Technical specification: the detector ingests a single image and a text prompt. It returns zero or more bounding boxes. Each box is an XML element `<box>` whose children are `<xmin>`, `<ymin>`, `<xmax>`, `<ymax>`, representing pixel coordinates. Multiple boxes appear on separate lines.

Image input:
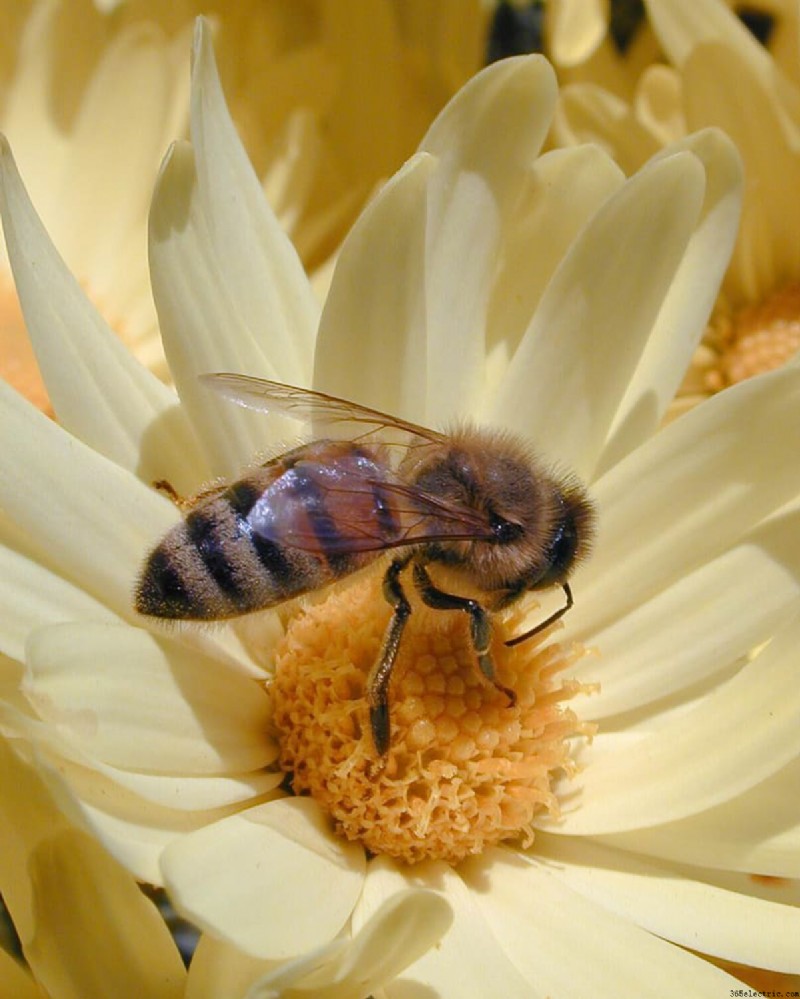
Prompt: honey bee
<box><xmin>136</xmin><ymin>374</ymin><xmax>595</xmax><ymax>754</ymax></box>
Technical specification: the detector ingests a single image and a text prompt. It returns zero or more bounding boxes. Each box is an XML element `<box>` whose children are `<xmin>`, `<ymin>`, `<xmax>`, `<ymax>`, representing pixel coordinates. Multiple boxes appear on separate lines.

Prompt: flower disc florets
<box><xmin>271</xmin><ymin>573</ymin><xmax>591</xmax><ymax>865</ymax></box>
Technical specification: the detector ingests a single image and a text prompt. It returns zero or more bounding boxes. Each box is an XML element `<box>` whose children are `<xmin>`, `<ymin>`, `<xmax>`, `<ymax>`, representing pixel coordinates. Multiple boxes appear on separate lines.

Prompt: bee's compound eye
<box><xmin>530</xmin><ymin>511</ymin><xmax>579</xmax><ymax>590</ymax></box>
<box><xmin>491</xmin><ymin>516</ymin><xmax>524</xmax><ymax>544</ymax></box>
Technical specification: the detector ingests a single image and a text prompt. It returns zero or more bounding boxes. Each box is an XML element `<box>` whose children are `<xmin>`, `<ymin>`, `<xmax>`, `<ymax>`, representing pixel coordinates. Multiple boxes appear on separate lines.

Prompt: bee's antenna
<box><xmin>505</xmin><ymin>583</ymin><xmax>573</xmax><ymax>647</ymax></box>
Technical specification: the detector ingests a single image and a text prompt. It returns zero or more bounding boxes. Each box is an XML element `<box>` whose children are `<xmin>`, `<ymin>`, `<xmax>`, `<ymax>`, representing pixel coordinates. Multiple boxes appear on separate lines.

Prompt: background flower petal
<box><xmin>161</xmin><ymin>797</ymin><xmax>366</xmax><ymax>959</ymax></box>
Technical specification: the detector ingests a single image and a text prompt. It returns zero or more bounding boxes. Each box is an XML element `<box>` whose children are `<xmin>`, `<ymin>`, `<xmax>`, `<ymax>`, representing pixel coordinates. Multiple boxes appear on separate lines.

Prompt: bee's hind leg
<box><xmin>412</xmin><ymin>563</ymin><xmax>516</xmax><ymax>707</ymax></box>
<box><xmin>367</xmin><ymin>555</ymin><xmax>413</xmax><ymax>755</ymax></box>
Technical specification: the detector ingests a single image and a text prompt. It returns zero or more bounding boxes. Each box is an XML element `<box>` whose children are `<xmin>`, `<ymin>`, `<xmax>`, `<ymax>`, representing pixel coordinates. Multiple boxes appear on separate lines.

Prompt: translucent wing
<box><xmin>246</xmin><ymin>445</ymin><xmax>496</xmax><ymax>556</ymax></box>
<box><xmin>200</xmin><ymin>372</ymin><xmax>445</xmax><ymax>448</ymax></box>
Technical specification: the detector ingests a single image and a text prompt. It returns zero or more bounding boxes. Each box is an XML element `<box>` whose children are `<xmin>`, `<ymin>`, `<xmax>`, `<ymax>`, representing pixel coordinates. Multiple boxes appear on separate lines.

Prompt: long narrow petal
<box><xmin>491</xmin><ymin>149</ymin><xmax>705</xmax><ymax>479</ymax></box>
<box><xmin>0</xmin><ymin>737</ymin><xmax>71</xmax><ymax>942</ymax></box>
<box><xmin>419</xmin><ymin>55</ymin><xmax>558</xmax><ymax>424</ymax></box>
<box><xmin>25</xmin><ymin>829</ymin><xmax>186</xmax><ymax>999</ymax></box>
<box><xmin>250</xmin><ymin>889</ymin><xmax>452</xmax><ymax>999</ymax></box>
<box><xmin>0</xmin><ymin>135</ymin><xmax>208</xmax><ymax>492</ymax></box>
<box><xmin>545</xmin><ymin>606</ymin><xmax>800</xmax><ymax>833</ymax></box>
<box><xmin>190</xmin><ymin>18</ymin><xmax>319</xmax><ymax>386</ymax></box>
<box><xmin>0</xmin><ymin>380</ymin><xmax>178</xmax><ymax>619</ymax></box>
<box><xmin>682</xmin><ymin>42</ymin><xmax>800</xmax><ymax>303</ymax></box>
<box><xmin>485</xmin><ymin>144</ymin><xmax>625</xmax><ymax>395</ymax></box>
<box><xmin>0</xmin><ymin>947</ymin><xmax>38</xmax><ymax>999</ymax></box>
<box><xmin>597</xmin><ymin>128</ymin><xmax>743</xmax><ymax>472</ymax></box>
<box><xmin>313</xmin><ymin>153</ymin><xmax>434</xmax><ymax>422</ymax></box>
<box><xmin>533</xmin><ymin>836</ymin><xmax>800</xmax><ymax>972</ymax></box>
<box><xmin>461</xmin><ymin>848</ymin><xmax>746</xmax><ymax>997</ymax></box>
<box><xmin>573</xmin><ymin>364</ymin><xmax>800</xmax><ymax>638</ymax></box>
<box><xmin>352</xmin><ymin>857</ymin><xmax>535</xmax><ymax>997</ymax></box>
<box><xmin>0</xmin><ymin>519</ymin><xmax>121</xmax><ymax>663</ymax></box>
<box><xmin>571</xmin><ymin>503</ymin><xmax>800</xmax><ymax>719</ymax></box>
<box><xmin>24</xmin><ymin>622</ymin><xmax>275</xmax><ymax>775</ymax></box>
<box><xmin>597</xmin><ymin>755</ymin><xmax>800</xmax><ymax>877</ymax></box>
<box><xmin>149</xmin><ymin>140</ymin><xmax>290</xmax><ymax>479</ymax></box>
<box><xmin>161</xmin><ymin>798</ymin><xmax>366</xmax><ymax>959</ymax></box>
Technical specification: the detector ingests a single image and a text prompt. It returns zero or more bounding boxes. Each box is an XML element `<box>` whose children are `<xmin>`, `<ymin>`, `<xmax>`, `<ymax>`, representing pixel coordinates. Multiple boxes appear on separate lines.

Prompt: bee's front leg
<box><xmin>412</xmin><ymin>563</ymin><xmax>516</xmax><ymax>707</ymax></box>
<box><xmin>368</xmin><ymin>555</ymin><xmax>414</xmax><ymax>755</ymax></box>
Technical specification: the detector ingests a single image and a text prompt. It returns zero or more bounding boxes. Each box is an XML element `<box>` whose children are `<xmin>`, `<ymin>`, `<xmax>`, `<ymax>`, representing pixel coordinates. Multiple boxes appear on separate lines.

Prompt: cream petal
<box><xmin>0</xmin><ymin>135</ymin><xmax>208</xmax><ymax>491</ymax></box>
<box><xmin>32</xmin><ymin>749</ymin><xmax>242</xmax><ymax>885</ymax></box>
<box><xmin>572</xmin><ymin>365</ymin><xmax>800</xmax><ymax>639</ymax></box>
<box><xmin>148</xmin><ymin>140</ymin><xmax>291</xmax><ymax>480</ymax></box>
<box><xmin>3</xmin><ymin>701</ymin><xmax>279</xmax><ymax>812</ymax></box>
<box><xmin>189</xmin><ymin>19</ymin><xmax>319</xmax><ymax>387</ymax></box>
<box><xmin>486</xmin><ymin>144</ymin><xmax>625</xmax><ymax>395</ymax></box>
<box><xmin>0</xmin><ymin>737</ymin><xmax>72</xmax><ymax>943</ymax></box>
<box><xmin>161</xmin><ymin>797</ymin><xmax>366</xmax><ymax>959</ymax></box>
<box><xmin>597</xmin><ymin>128</ymin><xmax>743</xmax><ymax>473</ymax></box>
<box><xmin>419</xmin><ymin>55</ymin><xmax>558</xmax><ymax>425</ymax></box>
<box><xmin>0</xmin><ymin>947</ymin><xmax>38</xmax><ymax>999</ymax></box>
<box><xmin>353</xmin><ymin>857</ymin><xmax>534</xmax><ymax>997</ymax></box>
<box><xmin>682</xmin><ymin>42</ymin><xmax>800</xmax><ymax>303</ymax></box>
<box><xmin>55</xmin><ymin>26</ymin><xmax>187</xmax><ymax>282</ymax></box>
<box><xmin>24</xmin><ymin>621</ymin><xmax>275</xmax><ymax>775</ymax></box>
<box><xmin>250</xmin><ymin>889</ymin><xmax>452</xmax><ymax>999</ymax></box>
<box><xmin>461</xmin><ymin>848</ymin><xmax>746</xmax><ymax>996</ymax></box>
<box><xmin>532</xmin><ymin>835</ymin><xmax>800</xmax><ymax>972</ymax></box>
<box><xmin>492</xmin><ymin>150</ymin><xmax>706</xmax><ymax>479</ymax></box>
<box><xmin>186</xmin><ymin>935</ymin><xmax>277</xmax><ymax>999</ymax></box>
<box><xmin>597</xmin><ymin>755</ymin><xmax>800</xmax><ymax>877</ymax></box>
<box><xmin>313</xmin><ymin>153</ymin><xmax>434</xmax><ymax>423</ymax></box>
<box><xmin>552</xmin><ymin>83</ymin><xmax>660</xmax><ymax>175</ymax></box>
<box><xmin>24</xmin><ymin>829</ymin><xmax>186</xmax><ymax>998</ymax></box>
<box><xmin>0</xmin><ymin>522</ymin><xmax>121</xmax><ymax>662</ymax></box>
<box><xmin>549</xmin><ymin>0</ymin><xmax>606</xmax><ymax>67</ymax></box>
<box><xmin>643</xmin><ymin>0</ymin><xmax>774</xmax><ymax>78</ymax></box>
<box><xmin>545</xmin><ymin>606</ymin><xmax>800</xmax><ymax>834</ymax></box>
<box><xmin>572</xmin><ymin>504</ymin><xmax>800</xmax><ymax>719</ymax></box>
<box><xmin>0</xmin><ymin>380</ymin><xmax>178</xmax><ymax>619</ymax></box>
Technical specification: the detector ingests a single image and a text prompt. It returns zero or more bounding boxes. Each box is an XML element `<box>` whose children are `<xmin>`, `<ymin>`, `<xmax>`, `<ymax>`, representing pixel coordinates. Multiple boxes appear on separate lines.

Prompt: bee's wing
<box><xmin>201</xmin><ymin>373</ymin><xmax>445</xmax><ymax>447</ymax></box>
<box><xmin>247</xmin><ymin>455</ymin><xmax>496</xmax><ymax>556</ymax></box>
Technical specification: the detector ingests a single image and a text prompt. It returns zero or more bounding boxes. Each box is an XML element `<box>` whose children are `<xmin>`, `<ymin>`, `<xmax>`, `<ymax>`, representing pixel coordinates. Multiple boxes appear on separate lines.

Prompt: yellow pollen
<box><xmin>271</xmin><ymin>574</ymin><xmax>592</xmax><ymax>865</ymax></box>
<box><xmin>704</xmin><ymin>283</ymin><xmax>800</xmax><ymax>391</ymax></box>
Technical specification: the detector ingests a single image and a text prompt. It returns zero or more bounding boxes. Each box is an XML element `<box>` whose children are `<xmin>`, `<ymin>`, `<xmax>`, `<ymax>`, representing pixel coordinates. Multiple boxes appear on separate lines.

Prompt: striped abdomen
<box><xmin>135</xmin><ymin>442</ymin><xmax>396</xmax><ymax>620</ymax></box>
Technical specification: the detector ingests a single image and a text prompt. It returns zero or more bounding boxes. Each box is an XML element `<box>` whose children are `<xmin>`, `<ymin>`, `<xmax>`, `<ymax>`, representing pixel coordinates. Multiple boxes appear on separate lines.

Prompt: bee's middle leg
<box><xmin>412</xmin><ymin>563</ymin><xmax>516</xmax><ymax>706</ymax></box>
<box><xmin>367</xmin><ymin>555</ymin><xmax>413</xmax><ymax>755</ymax></box>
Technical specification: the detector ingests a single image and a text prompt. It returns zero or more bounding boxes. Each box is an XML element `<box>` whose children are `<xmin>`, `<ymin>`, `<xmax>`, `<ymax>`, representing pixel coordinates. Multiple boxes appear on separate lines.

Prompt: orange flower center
<box><xmin>0</xmin><ymin>276</ymin><xmax>50</xmax><ymax>413</ymax></box>
<box><xmin>704</xmin><ymin>283</ymin><xmax>800</xmax><ymax>392</ymax></box>
<box><xmin>271</xmin><ymin>573</ymin><xmax>592</xmax><ymax>865</ymax></box>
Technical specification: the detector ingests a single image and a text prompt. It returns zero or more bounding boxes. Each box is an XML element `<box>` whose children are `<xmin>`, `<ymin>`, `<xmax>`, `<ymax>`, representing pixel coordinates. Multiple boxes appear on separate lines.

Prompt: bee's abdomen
<box><xmin>136</xmin><ymin>481</ymin><xmax>330</xmax><ymax>620</ymax></box>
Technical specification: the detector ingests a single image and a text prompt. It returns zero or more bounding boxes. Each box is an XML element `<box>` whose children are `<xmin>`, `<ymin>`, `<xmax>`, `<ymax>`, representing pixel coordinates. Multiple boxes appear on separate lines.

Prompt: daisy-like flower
<box><xmin>1</xmin><ymin>18</ymin><xmax>799</xmax><ymax>995</ymax></box>
<box><xmin>552</xmin><ymin>0</ymin><xmax>800</xmax><ymax>412</ymax></box>
<box><xmin>0</xmin><ymin>734</ymin><xmax>451</xmax><ymax>998</ymax></box>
